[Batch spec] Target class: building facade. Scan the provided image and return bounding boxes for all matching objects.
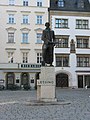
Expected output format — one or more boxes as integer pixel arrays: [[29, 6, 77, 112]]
[[0, 0, 49, 89], [49, 0, 90, 88], [0, 0, 90, 89]]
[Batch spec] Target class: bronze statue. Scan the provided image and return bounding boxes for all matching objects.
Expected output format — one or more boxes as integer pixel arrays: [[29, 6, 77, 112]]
[[42, 22, 55, 66]]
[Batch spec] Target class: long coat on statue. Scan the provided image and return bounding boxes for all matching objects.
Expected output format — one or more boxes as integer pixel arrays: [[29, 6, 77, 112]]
[[42, 28, 55, 65]]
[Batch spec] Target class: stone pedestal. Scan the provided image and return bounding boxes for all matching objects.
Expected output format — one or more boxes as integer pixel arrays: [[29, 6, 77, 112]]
[[37, 67, 57, 102]]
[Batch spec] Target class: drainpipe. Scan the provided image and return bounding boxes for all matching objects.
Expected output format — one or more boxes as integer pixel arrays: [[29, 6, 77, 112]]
[[48, 8, 50, 23]]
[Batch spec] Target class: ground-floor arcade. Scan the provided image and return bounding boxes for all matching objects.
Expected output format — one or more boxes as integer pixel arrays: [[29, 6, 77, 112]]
[[4, 70, 73, 89], [0, 69, 90, 89], [5, 72, 38, 89]]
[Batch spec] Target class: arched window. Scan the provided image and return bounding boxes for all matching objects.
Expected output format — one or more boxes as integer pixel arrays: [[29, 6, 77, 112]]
[[58, 0, 64, 7]]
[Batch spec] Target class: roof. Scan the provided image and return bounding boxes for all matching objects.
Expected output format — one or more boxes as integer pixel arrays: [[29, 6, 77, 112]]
[[49, 0, 90, 12]]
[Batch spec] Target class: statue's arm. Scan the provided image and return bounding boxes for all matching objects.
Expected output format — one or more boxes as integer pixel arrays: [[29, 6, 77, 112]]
[[53, 31, 55, 42], [42, 31, 46, 42], [42, 30, 49, 44]]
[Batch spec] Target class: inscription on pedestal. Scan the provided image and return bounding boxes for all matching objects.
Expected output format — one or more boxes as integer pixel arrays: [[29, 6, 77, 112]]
[[37, 80, 55, 86]]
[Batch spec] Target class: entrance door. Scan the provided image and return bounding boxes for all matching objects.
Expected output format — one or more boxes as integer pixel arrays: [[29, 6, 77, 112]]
[[6, 72, 15, 89], [85, 75, 90, 88], [78, 75, 83, 88], [56, 73, 68, 87], [21, 73, 29, 85]]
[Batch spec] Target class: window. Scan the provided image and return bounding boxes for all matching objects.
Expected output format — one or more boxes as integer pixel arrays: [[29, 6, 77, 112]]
[[76, 37, 89, 48], [22, 52, 28, 63], [37, 0, 42, 7], [36, 15, 43, 24], [8, 52, 14, 63], [23, 0, 28, 6], [77, 55, 90, 67], [36, 33, 42, 43], [77, 0, 84, 8], [22, 15, 29, 24], [31, 79, 34, 83], [9, 0, 15, 5], [37, 53, 42, 63], [55, 19, 68, 28], [58, 0, 64, 7], [8, 33, 14, 43], [8, 14, 15, 24], [76, 19, 89, 29], [22, 33, 28, 43], [55, 36, 68, 48], [16, 79, 19, 83], [56, 55, 69, 67]]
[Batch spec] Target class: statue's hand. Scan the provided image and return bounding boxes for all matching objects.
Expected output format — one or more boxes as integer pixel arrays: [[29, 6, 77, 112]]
[[45, 40, 49, 44], [48, 41, 55, 44]]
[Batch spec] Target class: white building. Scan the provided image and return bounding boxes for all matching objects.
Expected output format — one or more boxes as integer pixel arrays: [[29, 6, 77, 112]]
[[49, 0, 90, 88], [0, 0, 49, 89]]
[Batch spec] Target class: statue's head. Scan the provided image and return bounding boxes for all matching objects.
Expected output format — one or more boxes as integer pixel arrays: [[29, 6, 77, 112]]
[[45, 22, 50, 28]]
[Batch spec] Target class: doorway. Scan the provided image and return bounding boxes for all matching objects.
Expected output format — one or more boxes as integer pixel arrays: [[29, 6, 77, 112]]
[[6, 72, 15, 89], [21, 73, 29, 85], [56, 73, 68, 87]]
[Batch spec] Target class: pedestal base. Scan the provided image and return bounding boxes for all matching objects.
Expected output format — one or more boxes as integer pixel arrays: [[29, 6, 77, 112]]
[[37, 67, 57, 102]]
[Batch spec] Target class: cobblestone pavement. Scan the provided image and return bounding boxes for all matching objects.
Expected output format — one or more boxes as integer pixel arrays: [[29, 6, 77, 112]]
[[0, 88, 90, 120]]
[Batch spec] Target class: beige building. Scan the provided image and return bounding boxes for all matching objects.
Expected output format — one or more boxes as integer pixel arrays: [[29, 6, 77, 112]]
[[0, 0, 49, 89]]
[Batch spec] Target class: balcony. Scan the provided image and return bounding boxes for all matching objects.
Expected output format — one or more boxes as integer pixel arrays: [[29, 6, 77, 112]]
[[19, 63, 41, 69], [0, 63, 41, 69]]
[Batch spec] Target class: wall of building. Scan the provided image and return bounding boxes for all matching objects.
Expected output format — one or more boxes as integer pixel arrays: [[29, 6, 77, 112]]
[[0, 0, 49, 89], [51, 11, 90, 88]]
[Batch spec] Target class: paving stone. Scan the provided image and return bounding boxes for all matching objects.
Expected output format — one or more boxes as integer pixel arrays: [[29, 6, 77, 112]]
[[0, 89, 90, 120]]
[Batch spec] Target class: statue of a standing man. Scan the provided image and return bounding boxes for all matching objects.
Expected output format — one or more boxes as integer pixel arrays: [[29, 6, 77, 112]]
[[42, 22, 55, 66]]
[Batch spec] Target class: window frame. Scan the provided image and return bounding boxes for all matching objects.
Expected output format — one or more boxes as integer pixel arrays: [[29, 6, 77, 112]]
[[9, 0, 15, 5], [8, 32, 14, 43], [56, 55, 69, 67], [58, 0, 64, 7], [77, 55, 90, 67], [55, 36, 69, 48], [8, 14, 15, 24], [36, 15, 43, 24], [76, 37, 89, 48], [37, 0, 42, 7], [22, 52, 28, 63], [36, 33, 43, 43], [77, 0, 84, 8], [8, 52, 14, 63], [23, 0, 28, 6], [37, 52, 42, 63], [22, 33, 28, 43], [55, 18, 68, 28], [22, 15, 29, 24], [76, 19, 89, 29]]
